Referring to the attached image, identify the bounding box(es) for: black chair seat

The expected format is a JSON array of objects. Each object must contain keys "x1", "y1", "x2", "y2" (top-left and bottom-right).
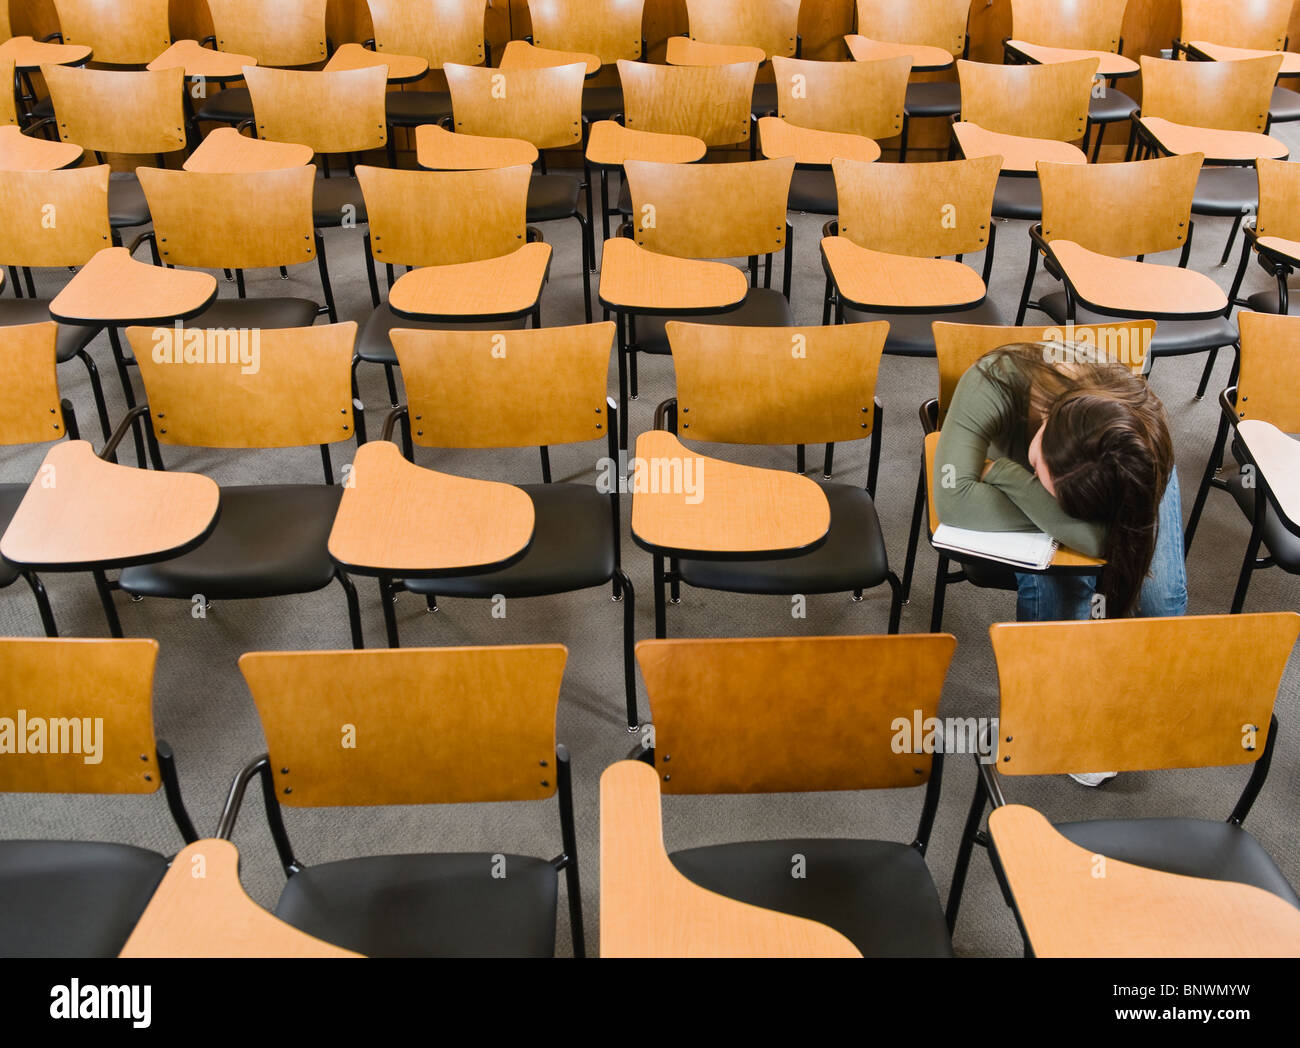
[
  {"x1": 195, "y1": 86, "x2": 253, "y2": 125},
  {"x1": 119, "y1": 484, "x2": 342, "y2": 600},
  {"x1": 1270, "y1": 85, "x2": 1300, "y2": 124},
  {"x1": 0, "y1": 484, "x2": 26, "y2": 589},
  {"x1": 615, "y1": 175, "x2": 631, "y2": 215},
  {"x1": 29, "y1": 95, "x2": 54, "y2": 120},
  {"x1": 905, "y1": 81, "x2": 961, "y2": 117},
  {"x1": 0, "y1": 839, "x2": 167, "y2": 957},
  {"x1": 1245, "y1": 288, "x2": 1300, "y2": 314},
  {"x1": 358, "y1": 303, "x2": 527, "y2": 366},
  {"x1": 109, "y1": 173, "x2": 150, "y2": 228},
  {"x1": 1193, "y1": 166, "x2": 1258, "y2": 216},
  {"x1": 1040, "y1": 291, "x2": 1237, "y2": 355},
  {"x1": 788, "y1": 168, "x2": 837, "y2": 214},
  {"x1": 845, "y1": 299, "x2": 1004, "y2": 357},
  {"x1": 405, "y1": 483, "x2": 614, "y2": 599},
  {"x1": 752, "y1": 81, "x2": 778, "y2": 116},
  {"x1": 1089, "y1": 89, "x2": 1138, "y2": 124},
  {"x1": 526, "y1": 173, "x2": 582, "y2": 222},
  {"x1": 1224, "y1": 461, "x2": 1300, "y2": 571},
  {"x1": 0, "y1": 300, "x2": 98, "y2": 362},
  {"x1": 1055, "y1": 818, "x2": 1300, "y2": 905},
  {"x1": 992, "y1": 174, "x2": 1042, "y2": 221},
  {"x1": 630, "y1": 288, "x2": 793, "y2": 355},
  {"x1": 386, "y1": 90, "x2": 453, "y2": 127},
  {"x1": 582, "y1": 84, "x2": 623, "y2": 121},
  {"x1": 274, "y1": 851, "x2": 558, "y2": 957},
  {"x1": 191, "y1": 296, "x2": 320, "y2": 330},
  {"x1": 670, "y1": 837, "x2": 952, "y2": 957},
  {"x1": 677, "y1": 482, "x2": 889, "y2": 594},
  {"x1": 313, "y1": 176, "x2": 367, "y2": 227}
]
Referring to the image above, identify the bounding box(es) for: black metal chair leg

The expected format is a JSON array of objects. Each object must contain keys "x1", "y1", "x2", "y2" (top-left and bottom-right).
[
  {"x1": 1230, "y1": 521, "x2": 1264, "y2": 614},
  {"x1": 336, "y1": 570, "x2": 364, "y2": 649},
  {"x1": 1184, "y1": 414, "x2": 1229, "y2": 558},
  {"x1": 901, "y1": 461, "x2": 926, "y2": 604},
  {"x1": 575, "y1": 212, "x2": 593, "y2": 323},
  {"x1": 23, "y1": 572, "x2": 58, "y2": 636},
  {"x1": 885, "y1": 571, "x2": 903, "y2": 634},
  {"x1": 1218, "y1": 211, "x2": 1246, "y2": 268},
  {"x1": 383, "y1": 364, "x2": 399, "y2": 408},
  {"x1": 653, "y1": 553, "x2": 666, "y2": 639},
  {"x1": 1195, "y1": 347, "x2": 1220, "y2": 400},
  {"x1": 378, "y1": 576, "x2": 400, "y2": 647},
  {"x1": 614, "y1": 567, "x2": 638, "y2": 731},
  {"x1": 76, "y1": 347, "x2": 113, "y2": 445},
  {"x1": 93, "y1": 569, "x2": 124, "y2": 637},
  {"x1": 930, "y1": 553, "x2": 950, "y2": 633},
  {"x1": 946, "y1": 777, "x2": 989, "y2": 932}
]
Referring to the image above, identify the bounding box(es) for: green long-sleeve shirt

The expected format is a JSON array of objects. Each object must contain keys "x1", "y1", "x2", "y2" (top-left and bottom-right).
[{"x1": 933, "y1": 355, "x2": 1107, "y2": 558}]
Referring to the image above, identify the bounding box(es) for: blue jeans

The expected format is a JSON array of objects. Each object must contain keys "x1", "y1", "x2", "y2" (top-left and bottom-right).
[{"x1": 1015, "y1": 468, "x2": 1188, "y2": 621}]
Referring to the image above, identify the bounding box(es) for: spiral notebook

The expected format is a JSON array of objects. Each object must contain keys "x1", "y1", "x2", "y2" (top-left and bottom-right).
[{"x1": 931, "y1": 524, "x2": 1060, "y2": 570}]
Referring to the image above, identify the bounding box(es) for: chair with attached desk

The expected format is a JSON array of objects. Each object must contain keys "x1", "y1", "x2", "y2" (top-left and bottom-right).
[
  {"x1": 113, "y1": 321, "x2": 366, "y2": 647},
  {"x1": 988, "y1": 803, "x2": 1300, "y2": 957},
  {"x1": 42, "y1": 64, "x2": 186, "y2": 231},
  {"x1": 1133, "y1": 54, "x2": 1288, "y2": 268},
  {"x1": 0, "y1": 165, "x2": 120, "y2": 442},
  {"x1": 650, "y1": 320, "x2": 903, "y2": 635},
  {"x1": 850, "y1": 0, "x2": 971, "y2": 161},
  {"x1": 1175, "y1": 0, "x2": 1300, "y2": 127},
  {"x1": 1005, "y1": 0, "x2": 1138, "y2": 162},
  {"x1": 613, "y1": 633, "x2": 957, "y2": 957},
  {"x1": 946, "y1": 613, "x2": 1300, "y2": 950},
  {"x1": 526, "y1": 0, "x2": 645, "y2": 120},
  {"x1": 951, "y1": 57, "x2": 1097, "y2": 245},
  {"x1": 1228, "y1": 156, "x2": 1300, "y2": 313},
  {"x1": 901, "y1": 319, "x2": 1153, "y2": 618},
  {"x1": 367, "y1": 0, "x2": 489, "y2": 135},
  {"x1": 227, "y1": 644, "x2": 585, "y2": 957},
  {"x1": 680, "y1": 0, "x2": 800, "y2": 115},
  {"x1": 243, "y1": 65, "x2": 388, "y2": 234},
  {"x1": 1184, "y1": 310, "x2": 1300, "y2": 612},
  {"x1": 601, "y1": 760, "x2": 860, "y2": 957},
  {"x1": 192, "y1": 0, "x2": 329, "y2": 129},
  {"x1": 604, "y1": 156, "x2": 794, "y2": 449},
  {"x1": 821, "y1": 153, "x2": 1003, "y2": 357},
  {"x1": 759, "y1": 53, "x2": 910, "y2": 216},
  {"x1": 0, "y1": 321, "x2": 81, "y2": 635},
  {"x1": 136, "y1": 164, "x2": 335, "y2": 326},
  {"x1": 373, "y1": 322, "x2": 638, "y2": 730},
  {"x1": 49, "y1": 0, "x2": 172, "y2": 67},
  {"x1": 1020, "y1": 152, "x2": 1237, "y2": 399},
  {"x1": 352, "y1": 163, "x2": 549, "y2": 407},
  {"x1": 444, "y1": 58, "x2": 595, "y2": 321},
  {"x1": 616, "y1": 53, "x2": 758, "y2": 158},
  {"x1": 0, "y1": 637, "x2": 199, "y2": 957}
]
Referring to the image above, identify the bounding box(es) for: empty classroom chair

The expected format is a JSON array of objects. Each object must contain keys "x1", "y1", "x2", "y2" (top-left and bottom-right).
[
  {"x1": 527, "y1": 0, "x2": 645, "y2": 119},
  {"x1": 1185, "y1": 310, "x2": 1300, "y2": 611},
  {"x1": 1021, "y1": 152, "x2": 1237, "y2": 398},
  {"x1": 353, "y1": 164, "x2": 548, "y2": 406},
  {"x1": 0, "y1": 637, "x2": 198, "y2": 957},
  {"x1": 947, "y1": 613, "x2": 1300, "y2": 946},
  {"x1": 49, "y1": 0, "x2": 172, "y2": 66},
  {"x1": 0, "y1": 321, "x2": 80, "y2": 635},
  {"x1": 627, "y1": 633, "x2": 958, "y2": 956},
  {"x1": 1005, "y1": 0, "x2": 1138, "y2": 162},
  {"x1": 1133, "y1": 54, "x2": 1288, "y2": 267},
  {"x1": 193, "y1": 0, "x2": 330, "y2": 127},
  {"x1": 1228, "y1": 157, "x2": 1300, "y2": 313},
  {"x1": 116, "y1": 322, "x2": 366, "y2": 647},
  {"x1": 227, "y1": 644, "x2": 584, "y2": 957},
  {"x1": 822, "y1": 154, "x2": 1003, "y2": 356},
  {"x1": 653, "y1": 321, "x2": 903, "y2": 633},
  {"x1": 852, "y1": 0, "x2": 971, "y2": 161},
  {"x1": 761, "y1": 53, "x2": 910, "y2": 215},
  {"x1": 444, "y1": 59, "x2": 595, "y2": 320}
]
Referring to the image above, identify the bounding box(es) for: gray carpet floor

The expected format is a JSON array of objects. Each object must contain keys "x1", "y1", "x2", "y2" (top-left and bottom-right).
[{"x1": 1, "y1": 141, "x2": 1298, "y2": 958}]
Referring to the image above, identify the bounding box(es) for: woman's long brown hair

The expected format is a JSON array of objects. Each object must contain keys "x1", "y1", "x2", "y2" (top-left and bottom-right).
[{"x1": 979, "y1": 344, "x2": 1174, "y2": 617}]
